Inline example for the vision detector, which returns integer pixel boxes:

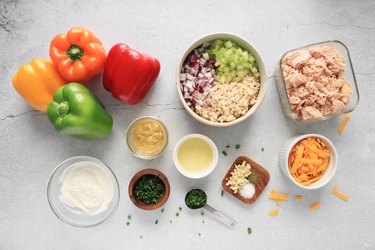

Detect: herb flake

[222,150,227,156]
[247,227,252,235]
[235,144,240,149]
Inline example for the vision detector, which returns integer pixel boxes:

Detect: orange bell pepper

[49,27,106,83]
[12,59,68,112]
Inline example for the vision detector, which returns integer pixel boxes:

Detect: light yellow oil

[177,138,213,172]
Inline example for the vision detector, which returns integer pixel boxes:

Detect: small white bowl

[279,134,338,189]
[176,33,267,127]
[173,134,218,179]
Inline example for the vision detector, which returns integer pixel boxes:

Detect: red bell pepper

[103,43,160,104]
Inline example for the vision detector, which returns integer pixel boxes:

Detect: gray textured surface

[0,0,374,249]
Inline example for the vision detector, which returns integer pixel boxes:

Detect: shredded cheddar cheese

[288,137,331,186]
[338,115,350,135]
[332,186,349,201]
[268,209,279,216]
[309,201,320,211]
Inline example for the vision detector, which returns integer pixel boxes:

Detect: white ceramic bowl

[173,134,218,179]
[279,134,338,189]
[176,33,267,127]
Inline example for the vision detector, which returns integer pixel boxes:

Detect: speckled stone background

[0,0,374,249]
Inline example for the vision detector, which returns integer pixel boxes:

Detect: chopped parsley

[155,220,158,224]
[226,145,230,148]
[161,208,165,213]
[247,227,252,235]
[235,144,240,149]
[222,150,227,156]
[134,174,165,204]
[127,214,132,220]
[261,147,264,152]
[221,190,224,197]
[126,222,130,226]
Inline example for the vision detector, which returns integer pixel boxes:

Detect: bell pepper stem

[57,102,70,116]
[66,44,83,62]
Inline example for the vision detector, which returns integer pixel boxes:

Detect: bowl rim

[283,134,338,189]
[125,116,169,159]
[47,155,120,228]
[276,40,360,123]
[128,168,170,210]
[175,32,267,127]
[173,133,219,179]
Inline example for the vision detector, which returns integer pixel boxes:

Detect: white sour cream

[59,162,114,214]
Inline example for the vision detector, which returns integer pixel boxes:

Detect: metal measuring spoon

[185,189,237,229]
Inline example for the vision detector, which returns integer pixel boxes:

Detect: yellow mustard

[130,118,167,156]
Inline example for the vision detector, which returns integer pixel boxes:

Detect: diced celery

[224,40,233,49]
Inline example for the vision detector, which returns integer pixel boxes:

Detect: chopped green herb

[247,172,258,184]
[140,236,142,239]
[201,212,204,216]
[221,190,224,197]
[179,206,182,211]
[247,227,252,235]
[126,222,130,226]
[134,174,165,205]
[261,147,264,152]
[155,220,158,224]
[128,214,132,220]
[161,208,165,213]
[198,233,201,237]
[202,220,205,223]
[170,220,172,223]
[235,144,240,149]
[226,145,230,148]
[176,212,179,217]
[185,189,207,209]
[222,150,227,156]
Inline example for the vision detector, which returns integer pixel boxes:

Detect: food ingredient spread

[59,162,114,213]
[129,118,167,157]
[282,45,352,120]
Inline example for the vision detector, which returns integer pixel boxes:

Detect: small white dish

[279,134,338,189]
[173,134,218,179]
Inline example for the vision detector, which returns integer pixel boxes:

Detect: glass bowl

[126,116,168,159]
[275,40,359,123]
[47,156,120,228]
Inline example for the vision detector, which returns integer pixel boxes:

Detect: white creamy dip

[59,162,114,213]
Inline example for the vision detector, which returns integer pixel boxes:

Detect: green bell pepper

[47,82,113,140]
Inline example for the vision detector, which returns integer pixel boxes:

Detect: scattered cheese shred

[268,209,279,216]
[270,190,282,205]
[288,137,331,186]
[268,190,289,201]
[332,186,349,201]
[309,201,320,211]
[337,115,350,135]
[295,195,303,201]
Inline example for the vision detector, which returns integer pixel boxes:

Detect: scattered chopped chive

[202,220,205,223]
[155,220,158,224]
[140,236,142,239]
[161,208,165,213]
[235,144,240,149]
[176,212,179,217]
[221,190,224,197]
[261,147,264,152]
[226,145,230,148]
[222,150,227,156]
[179,206,182,211]
[126,222,130,226]
[198,233,201,237]
[201,212,204,216]
[170,220,172,223]
[247,227,252,235]
[128,214,131,220]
